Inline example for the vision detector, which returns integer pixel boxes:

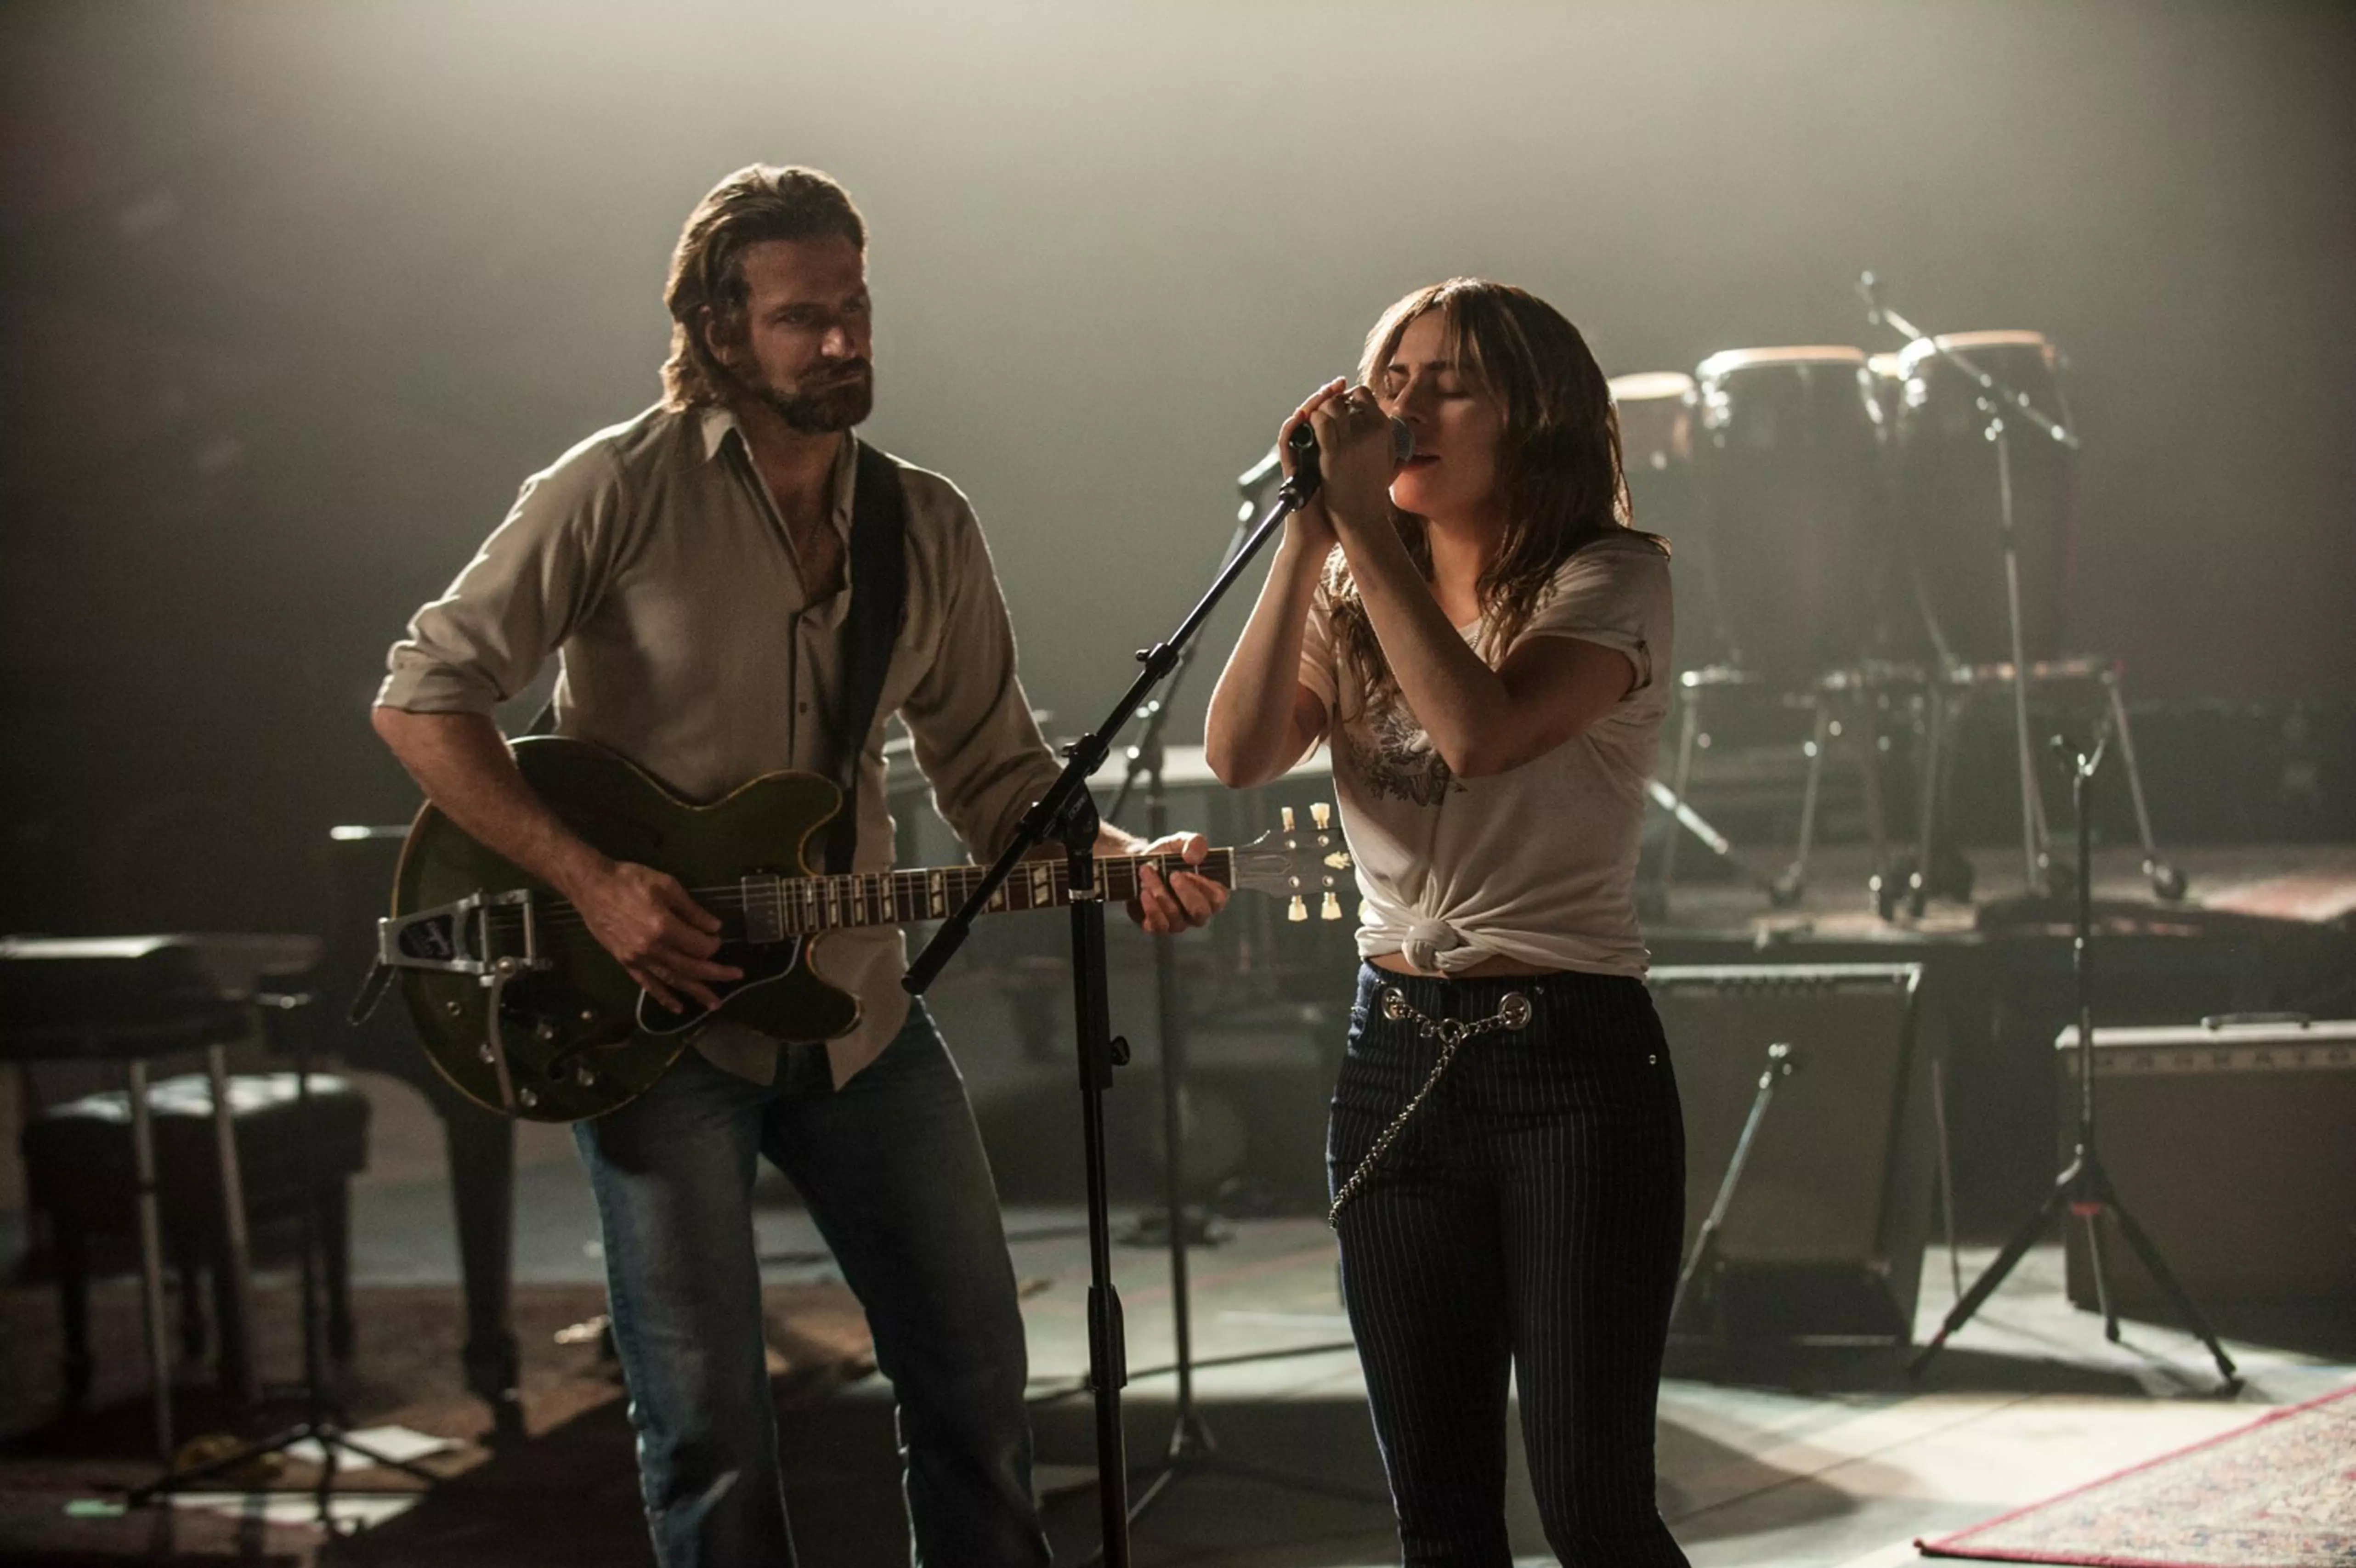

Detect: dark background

[3,0,2350,935]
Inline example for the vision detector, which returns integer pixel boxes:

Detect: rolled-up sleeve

[376,445,624,715]
[898,504,1062,862]
[1517,542,1669,693]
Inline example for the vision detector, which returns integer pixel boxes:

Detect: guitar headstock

[1231,802,1354,921]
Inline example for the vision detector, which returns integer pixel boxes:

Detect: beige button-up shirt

[377,402,1064,1085]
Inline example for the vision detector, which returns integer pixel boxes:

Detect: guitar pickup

[742,877,786,945]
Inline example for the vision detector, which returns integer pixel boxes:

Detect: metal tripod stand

[128,993,443,1524]
[1908,732,2237,1389]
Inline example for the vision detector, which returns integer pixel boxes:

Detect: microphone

[1274,414,1415,503]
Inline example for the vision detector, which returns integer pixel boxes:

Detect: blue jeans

[575,1001,1048,1568]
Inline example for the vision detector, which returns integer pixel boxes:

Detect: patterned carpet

[1920,1383,2356,1567]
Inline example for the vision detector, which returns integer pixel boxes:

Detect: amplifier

[2054,1017,2356,1319]
[1651,963,1937,1344]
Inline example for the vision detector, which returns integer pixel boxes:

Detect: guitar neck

[742,851,1237,941]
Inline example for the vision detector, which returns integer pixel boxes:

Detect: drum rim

[1896,329,2057,372]
[1697,344,1869,378]
[1607,370,1698,402]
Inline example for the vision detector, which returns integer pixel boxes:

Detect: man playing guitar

[373,164,1225,1567]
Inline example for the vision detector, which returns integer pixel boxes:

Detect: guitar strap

[512,435,906,872]
[827,438,909,875]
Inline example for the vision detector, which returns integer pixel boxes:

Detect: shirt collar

[698,406,857,541]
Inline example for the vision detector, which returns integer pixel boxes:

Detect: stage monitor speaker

[1651,962,1937,1344]
[2055,1017,2356,1322]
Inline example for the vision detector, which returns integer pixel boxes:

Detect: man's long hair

[1325,278,1666,709]
[661,165,866,410]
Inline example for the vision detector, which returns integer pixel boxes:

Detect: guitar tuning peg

[1321,890,1342,921]
[1311,802,1331,831]
[1280,805,1297,832]
[1287,895,1308,923]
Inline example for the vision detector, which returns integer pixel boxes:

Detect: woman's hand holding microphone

[1280,379,1411,551]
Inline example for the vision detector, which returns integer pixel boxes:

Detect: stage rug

[1919,1383,2356,1566]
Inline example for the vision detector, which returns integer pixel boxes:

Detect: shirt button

[799,702,810,714]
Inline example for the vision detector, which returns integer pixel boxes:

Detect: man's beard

[757,362,874,433]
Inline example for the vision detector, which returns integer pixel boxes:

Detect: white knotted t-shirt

[1297,531,1673,977]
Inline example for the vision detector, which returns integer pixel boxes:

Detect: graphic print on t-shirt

[1343,697,1461,807]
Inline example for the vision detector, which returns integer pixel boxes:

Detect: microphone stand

[904,430,1332,1568]
[1858,272,2076,902]
[1086,463,1385,1565]
[1909,728,2236,1389]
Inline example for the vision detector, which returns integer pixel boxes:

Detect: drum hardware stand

[1648,662,1901,916]
[1909,731,2236,1389]
[1644,666,1781,917]
[906,424,1369,1568]
[1780,667,1899,912]
[1912,658,2183,917]
[1857,275,2183,916]
[128,993,447,1524]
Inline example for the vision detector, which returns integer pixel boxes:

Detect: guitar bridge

[375,888,555,981]
[373,889,555,1118]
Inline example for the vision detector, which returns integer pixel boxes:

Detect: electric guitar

[376,736,1350,1123]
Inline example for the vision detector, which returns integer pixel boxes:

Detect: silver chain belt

[1328,986,1534,1227]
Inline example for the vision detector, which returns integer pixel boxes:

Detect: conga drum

[1889,330,2077,667]
[1691,346,1889,678]
[1608,369,1702,561]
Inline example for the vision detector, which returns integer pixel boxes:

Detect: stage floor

[1646,839,2356,943]
[2,837,2350,1563]
[4,1111,2349,1565]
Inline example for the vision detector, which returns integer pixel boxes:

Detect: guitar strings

[444,851,1240,940]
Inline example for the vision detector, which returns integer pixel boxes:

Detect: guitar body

[393,736,860,1123]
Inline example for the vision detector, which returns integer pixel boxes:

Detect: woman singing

[1205,279,1688,1566]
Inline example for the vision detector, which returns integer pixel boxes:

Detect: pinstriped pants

[1330,964,1690,1567]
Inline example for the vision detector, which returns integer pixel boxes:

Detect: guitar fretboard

[739,852,1237,942]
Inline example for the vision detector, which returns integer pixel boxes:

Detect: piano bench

[20,1071,371,1404]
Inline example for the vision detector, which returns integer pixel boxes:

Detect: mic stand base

[125,996,448,1523]
[1908,742,2231,1392]
[1906,1143,2238,1393]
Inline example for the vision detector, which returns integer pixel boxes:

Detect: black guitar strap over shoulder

[827,438,909,874]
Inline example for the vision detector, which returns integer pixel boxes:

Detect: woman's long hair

[1325,278,1665,708]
